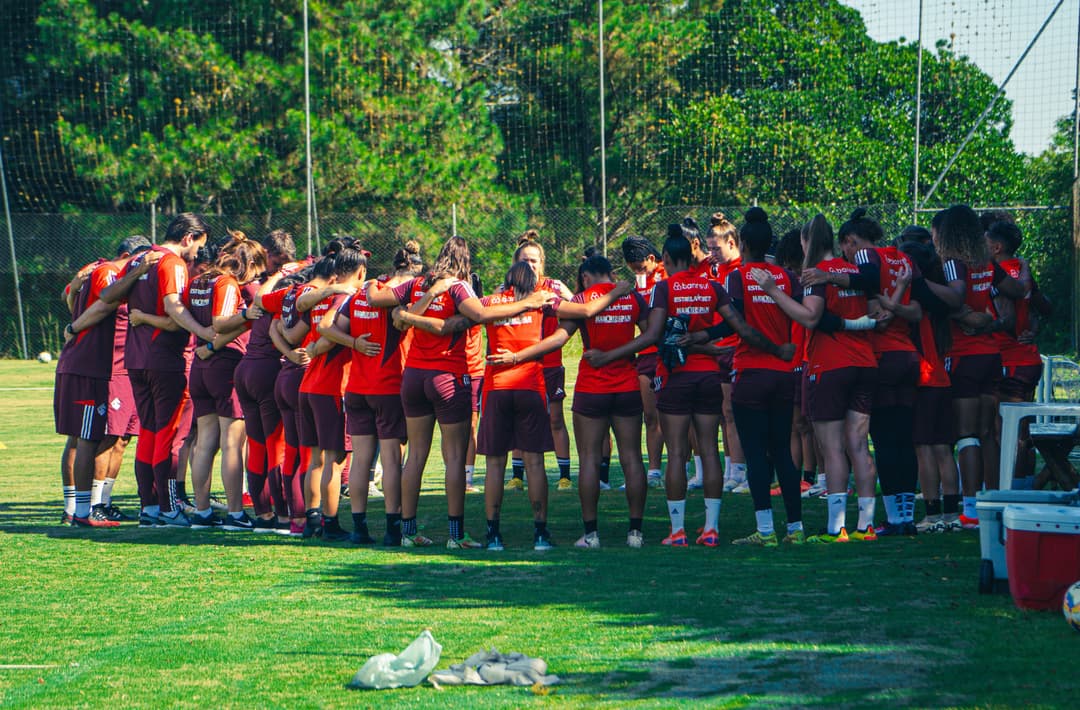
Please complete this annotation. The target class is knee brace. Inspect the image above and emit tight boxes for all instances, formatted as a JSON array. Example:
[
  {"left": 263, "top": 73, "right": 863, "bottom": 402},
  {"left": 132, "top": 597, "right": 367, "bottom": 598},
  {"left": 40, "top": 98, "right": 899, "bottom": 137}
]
[{"left": 956, "top": 436, "right": 981, "bottom": 452}]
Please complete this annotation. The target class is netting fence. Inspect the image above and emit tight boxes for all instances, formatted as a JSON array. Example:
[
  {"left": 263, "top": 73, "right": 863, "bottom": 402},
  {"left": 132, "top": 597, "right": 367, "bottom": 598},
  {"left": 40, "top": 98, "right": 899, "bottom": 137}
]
[{"left": 1, "top": 0, "right": 1078, "bottom": 357}]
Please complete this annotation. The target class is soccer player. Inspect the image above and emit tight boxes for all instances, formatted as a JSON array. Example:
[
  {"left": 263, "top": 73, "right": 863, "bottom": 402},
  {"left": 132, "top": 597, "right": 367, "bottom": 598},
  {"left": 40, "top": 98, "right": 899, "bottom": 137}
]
[
  {"left": 506, "top": 233, "right": 575, "bottom": 491},
  {"left": 584, "top": 229, "right": 794, "bottom": 547},
  {"left": 185, "top": 232, "right": 268, "bottom": 531},
  {"left": 368, "top": 235, "right": 554, "bottom": 549},
  {"left": 295, "top": 240, "right": 368, "bottom": 540},
  {"left": 751, "top": 215, "right": 879, "bottom": 543},
  {"left": 621, "top": 235, "right": 667, "bottom": 489},
  {"left": 99, "top": 213, "right": 214, "bottom": 527},
  {"left": 319, "top": 241, "right": 421, "bottom": 546}
]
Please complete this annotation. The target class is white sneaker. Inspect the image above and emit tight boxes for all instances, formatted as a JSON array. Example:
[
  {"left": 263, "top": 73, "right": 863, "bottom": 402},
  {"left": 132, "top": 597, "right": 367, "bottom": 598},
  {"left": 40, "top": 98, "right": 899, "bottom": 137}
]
[
  {"left": 626, "top": 530, "right": 645, "bottom": 548},
  {"left": 806, "top": 482, "right": 828, "bottom": 498},
  {"left": 647, "top": 472, "right": 663, "bottom": 488},
  {"left": 598, "top": 481, "right": 612, "bottom": 491},
  {"left": 722, "top": 477, "right": 738, "bottom": 493},
  {"left": 574, "top": 531, "right": 601, "bottom": 548},
  {"left": 731, "top": 481, "right": 750, "bottom": 494},
  {"left": 368, "top": 482, "right": 383, "bottom": 499},
  {"left": 687, "top": 475, "right": 704, "bottom": 491}
]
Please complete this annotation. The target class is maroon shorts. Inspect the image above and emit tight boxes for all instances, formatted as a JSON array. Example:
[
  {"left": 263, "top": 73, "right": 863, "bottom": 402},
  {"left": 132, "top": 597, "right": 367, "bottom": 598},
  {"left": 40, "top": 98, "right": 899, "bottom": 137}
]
[
  {"left": 345, "top": 392, "right": 408, "bottom": 441},
  {"left": 635, "top": 352, "right": 659, "bottom": 381},
  {"left": 998, "top": 363, "right": 1042, "bottom": 402},
  {"left": 298, "top": 392, "right": 346, "bottom": 451},
  {"left": 731, "top": 368, "right": 797, "bottom": 409},
  {"left": 129, "top": 368, "right": 188, "bottom": 433},
  {"left": 400, "top": 368, "right": 471, "bottom": 424},
  {"left": 572, "top": 390, "right": 643, "bottom": 419},
  {"left": 806, "top": 366, "right": 876, "bottom": 422},
  {"left": 476, "top": 389, "right": 554, "bottom": 455},
  {"left": 107, "top": 373, "right": 140, "bottom": 438},
  {"left": 273, "top": 365, "right": 305, "bottom": 447},
  {"left": 54, "top": 373, "right": 109, "bottom": 441},
  {"left": 190, "top": 357, "right": 243, "bottom": 419},
  {"left": 470, "top": 376, "right": 484, "bottom": 414},
  {"left": 873, "top": 350, "right": 919, "bottom": 409},
  {"left": 716, "top": 349, "right": 735, "bottom": 383},
  {"left": 655, "top": 371, "right": 725, "bottom": 415},
  {"left": 793, "top": 366, "right": 805, "bottom": 409},
  {"left": 912, "top": 386, "right": 956, "bottom": 446},
  {"left": 945, "top": 352, "right": 1002, "bottom": 400},
  {"left": 543, "top": 366, "right": 567, "bottom": 403},
  {"left": 235, "top": 357, "right": 283, "bottom": 444},
  {"left": 175, "top": 396, "right": 194, "bottom": 451}
]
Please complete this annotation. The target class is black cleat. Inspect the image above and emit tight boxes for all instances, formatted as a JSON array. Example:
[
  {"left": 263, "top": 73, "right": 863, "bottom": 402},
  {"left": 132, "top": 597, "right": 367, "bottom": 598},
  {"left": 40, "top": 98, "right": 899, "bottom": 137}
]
[
  {"left": 382, "top": 531, "right": 402, "bottom": 547},
  {"left": 349, "top": 525, "right": 376, "bottom": 545},
  {"left": 102, "top": 504, "right": 130, "bottom": 521},
  {"left": 190, "top": 511, "right": 222, "bottom": 529}
]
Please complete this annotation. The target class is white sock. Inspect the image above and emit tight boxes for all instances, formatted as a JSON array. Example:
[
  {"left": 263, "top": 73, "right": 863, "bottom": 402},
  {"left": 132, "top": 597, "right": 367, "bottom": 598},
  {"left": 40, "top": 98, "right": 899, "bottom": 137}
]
[
  {"left": 693, "top": 456, "right": 704, "bottom": 480},
  {"left": 464, "top": 465, "right": 474, "bottom": 485},
  {"left": 963, "top": 496, "right": 978, "bottom": 519},
  {"left": 816, "top": 473, "right": 826, "bottom": 487},
  {"left": 724, "top": 456, "right": 732, "bottom": 479},
  {"left": 74, "top": 491, "right": 91, "bottom": 518},
  {"left": 827, "top": 493, "right": 847, "bottom": 534},
  {"left": 901, "top": 492, "right": 916, "bottom": 523},
  {"left": 229, "top": 511, "right": 245, "bottom": 520},
  {"left": 857, "top": 496, "right": 876, "bottom": 531},
  {"left": 704, "top": 497, "right": 721, "bottom": 532},
  {"left": 731, "top": 462, "right": 747, "bottom": 483},
  {"left": 882, "top": 494, "right": 901, "bottom": 524},
  {"left": 197, "top": 508, "right": 212, "bottom": 517},
  {"left": 667, "top": 499, "right": 686, "bottom": 533},
  {"left": 754, "top": 508, "right": 774, "bottom": 536},
  {"left": 787, "top": 520, "right": 804, "bottom": 534},
  {"left": 101, "top": 478, "right": 115, "bottom": 506},
  {"left": 63, "top": 485, "right": 76, "bottom": 515},
  {"left": 90, "top": 480, "right": 104, "bottom": 507}
]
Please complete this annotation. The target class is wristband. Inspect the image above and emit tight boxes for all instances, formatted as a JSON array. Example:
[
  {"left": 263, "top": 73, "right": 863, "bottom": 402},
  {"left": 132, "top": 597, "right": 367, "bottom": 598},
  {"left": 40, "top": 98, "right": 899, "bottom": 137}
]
[
  {"left": 206, "top": 341, "right": 216, "bottom": 353},
  {"left": 65, "top": 323, "right": 76, "bottom": 336},
  {"left": 512, "top": 352, "right": 518, "bottom": 364},
  {"left": 241, "top": 307, "right": 250, "bottom": 321},
  {"left": 842, "top": 316, "right": 877, "bottom": 331}
]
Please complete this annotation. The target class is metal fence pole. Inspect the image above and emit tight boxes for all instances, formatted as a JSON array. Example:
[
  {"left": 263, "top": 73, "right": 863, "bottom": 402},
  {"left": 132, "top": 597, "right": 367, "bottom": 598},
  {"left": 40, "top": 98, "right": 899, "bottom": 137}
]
[
  {"left": 597, "top": 0, "right": 608, "bottom": 255},
  {"left": 912, "top": 0, "right": 923, "bottom": 222},
  {"left": 303, "top": 0, "right": 314, "bottom": 258},
  {"left": 0, "top": 138, "right": 28, "bottom": 359},
  {"left": 1073, "top": 0, "right": 1080, "bottom": 352}
]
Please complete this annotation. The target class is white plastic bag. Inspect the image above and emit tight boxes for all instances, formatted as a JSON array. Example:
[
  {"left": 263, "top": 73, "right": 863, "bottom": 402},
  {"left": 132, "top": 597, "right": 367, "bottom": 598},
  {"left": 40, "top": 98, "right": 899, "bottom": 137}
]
[{"left": 349, "top": 630, "right": 443, "bottom": 689}]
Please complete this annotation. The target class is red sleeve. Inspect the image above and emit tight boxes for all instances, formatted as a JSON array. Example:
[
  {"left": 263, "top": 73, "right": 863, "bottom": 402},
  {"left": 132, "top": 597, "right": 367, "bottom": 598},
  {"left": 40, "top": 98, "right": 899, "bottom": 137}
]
[
  {"left": 260, "top": 286, "right": 289, "bottom": 314},
  {"left": 86, "top": 265, "right": 116, "bottom": 307},
  {"left": 480, "top": 295, "right": 493, "bottom": 307},
  {"left": 213, "top": 278, "right": 242, "bottom": 318},
  {"left": 449, "top": 281, "right": 476, "bottom": 306},
  {"left": 390, "top": 278, "right": 417, "bottom": 306},
  {"left": 157, "top": 255, "right": 187, "bottom": 299}
]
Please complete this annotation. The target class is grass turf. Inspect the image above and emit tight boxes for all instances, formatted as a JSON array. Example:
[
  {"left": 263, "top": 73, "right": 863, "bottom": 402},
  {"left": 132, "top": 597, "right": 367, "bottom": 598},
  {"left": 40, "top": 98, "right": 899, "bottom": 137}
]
[{"left": 1, "top": 357, "right": 1079, "bottom": 708}]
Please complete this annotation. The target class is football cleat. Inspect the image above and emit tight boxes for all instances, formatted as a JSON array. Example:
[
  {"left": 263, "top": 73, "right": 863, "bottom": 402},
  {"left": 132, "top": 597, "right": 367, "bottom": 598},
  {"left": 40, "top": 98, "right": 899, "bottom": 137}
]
[
  {"left": 557, "top": 477, "right": 573, "bottom": 491},
  {"left": 222, "top": 512, "right": 255, "bottom": 532},
  {"left": 916, "top": 515, "right": 945, "bottom": 533},
  {"left": 446, "top": 534, "right": 483, "bottom": 550},
  {"left": 251, "top": 517, "right": 277, "bottom": 534},
  {"left": 157, "top": 509, "right": 191, "bottom": 528},
  {"left": 807, "top": 528, "right": 849, "bottom": 544},
  {"left": 805, "top": 483, "right": 828, "bottom": 498},
  {"left": 688, "top": 475, "right": 704, "bottom": 491},
  {"left": 485, "top": 534, "right": 505, "bottom": 552},
  {"left": 721, "top": 477, "right": 737, "bottom": 493},
  {"left": 102, "top": 504, "right": 130, "bottom": 521},
  {"left": 349, "top": 526, "right": 376, "bottom": 545},
  {"left": 732, "top": 530, "right": 778, "bottom": 547},
  {"left": 850, "top": 526, "right": 878, "bottom": 542},
  {"left": 782, "top": 529, "right": 806, "bottom": 545},
  {"left": 505, "top": 477, "right": 525, "bottom": 491},
  {"left": 189, "top": 511, "right": 222, "bottom": 529},
  {"left": 60, "top": 511, "right": 74, "bottom": 526},
  {"left": 626, "top": 530, "right": 645, "bottom": 548},
  {"left": 661, "top": 529, "right": 689, "bottom": 547},
  {"left": 598, "top": 480, "right": 612, "bottom": 491},
  {"left": 72, "top": 510, "right": 121, "bottom": 528},
  {"left": 574, "top": 531, "right": 601, "bottom": 549},
  {"left": 696, "top": 528, "right": 721, "bottom": 547},
  {"left": 401, "top": 532, "right": 434, "bottom": 547},
  {"left": 958, "top": 514, "right": 979, "bottom": 530},
  {"left": 731, "top": 481, "right": 750, "bottom": 494},
  {"left": 533, "top": 532, "right": 555, "bottom": 551},
  {"left": 942, "top": 513, "right": 963, "bottom": 532},
  {"left": 876, "top": 521, "right": 917, "bottom": 537}
]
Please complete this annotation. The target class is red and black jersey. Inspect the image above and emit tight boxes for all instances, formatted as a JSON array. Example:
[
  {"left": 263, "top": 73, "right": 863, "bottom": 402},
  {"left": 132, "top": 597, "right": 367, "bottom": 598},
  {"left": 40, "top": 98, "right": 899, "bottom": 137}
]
[
  {"left": 635, "top": 264, "right": 667, "bottom": 357},
  {"left": 245, "top": 281, "right": 287, "bottom": 362},
  {"left": 804, "top": 258, "right": 877, "bottom": 374},
  {"left": 650, "top": 269, "right": 729, "bottom": 378},
  {"left": 572, "top": 283, "right": 648, "bottom": 394},
  {"left": 538, "top": 277, "right": 567, "bottom": 370},
  {"left": 185, "top": 274, "right": 248, "bottom": 358},
  {"left": 299, "top": 292, "right": 351, "bottom": 396},
  {"left": 390, "top": 277, "right": 477, "bottom": 375},
  {"left": 342, "top": 278, "right": 405, "bottom": 396},
  {"left": 993, "top": 257, "right": 1041, "bottom": 367},
  {"left": 57, "top": 260, "right": 118, "bottom": 380},
  {"left": 712, "top": 257, "right": 743, "bottom": 351},
  {"left": 481, "top": 289, "right": 548, "bottom": 393},
  {"left": 854, "top": 246, "right": 917, "bottom": 354},
  {"left": 728, "top": 263, "right": 795, "bottom": 373},
  {"left": 121, "top": 245, "right": 191, "bottom": 372},
  {"left": 943, "top": 259, "right": 1002, "bottom": 358}
]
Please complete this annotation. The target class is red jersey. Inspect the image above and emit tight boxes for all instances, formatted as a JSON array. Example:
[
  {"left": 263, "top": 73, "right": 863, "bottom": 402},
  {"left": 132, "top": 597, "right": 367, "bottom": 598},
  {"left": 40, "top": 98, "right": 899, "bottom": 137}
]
[
  {"left": 635, "top": 265, "right": 667, "bottom": 356},
  {"left": 57, "top": 260, "right": 118, "bottom": 380},
  {"left": 391, "top": 277, "right": 476, "bottom": 375},
  {"left": 854, "top": 246, "right": 917, "bottom": 354},
  {"left": 943, "top": 259, "right": 1000, "bottom": 358},
  {"left": 539, "top": 277, "right": 568, "bottom": 369},
  {"left": 993, "top": 257, "right": 1041, "bottom": 367},
  {"left": 804, "top": 258, "right": 877, "bottom": 374},
  {"left": 121, "top": 245, "right": 190, "bottom": 372},
  {"left": 915, "top": 317, "right": 950, "bottom": 389},
  {"left": 691, "top": 257, "right": 719, "bottom": 280},
  {"left": 650, "top": 270, "right": 728, "bottom": 378},
  {"left": 465, "top": 327, "right": 485, "bottom": 378},
  {"left": 342, "top": 279, "right": 405, "bottom": 396},
  {"left": 727, "top": 264, "right": 795, "bottom": 373},
  {"left": 571, "top": 283, "right": 647, "bottom": 394},
  {"left": 712, "top": 257, "right": 742, "bottom": 350},
  {"left": 185, "top": 274, "right": 248, "bottom": 358},
  {"left": 792, "top": 322, "right": 808, "bottom": 369},
  {"left": 299, "top": 293, "right": 351, "bottom": 396},
  {"left": 481, "top": 289, "right": 547, "bottom": 393}
]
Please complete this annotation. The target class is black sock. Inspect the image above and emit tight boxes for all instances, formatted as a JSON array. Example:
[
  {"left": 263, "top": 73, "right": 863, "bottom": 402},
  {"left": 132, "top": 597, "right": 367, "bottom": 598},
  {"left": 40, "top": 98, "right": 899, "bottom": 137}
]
[
  {"left": 511, "top": 458, "right": 524, "bottom": 479},
  {"left": 584, "top": 519, "right": 598, "bottom": 534},
  {"left": 174, "top": 480, "right": 187, "bottom": 499},
  {"left": 402, "top": 516, "right": 417, "bottom": 536},
  {"left": 557, "top": 457, "right": 571, "bottom": 480},
  {"left": 943, "top": 494, "right": 961, "bottom": 515},
  {"left": 925, "top": 499, "right": 942, "bottom": 516},
  {"left": 803, "top": 470, "right": 815, "bottom": 484},
  {"left": 448, "top": 515, "right": 464, "bottom": 540},
  {"left": 305, "top": 508, "right": 321, "bottom": 522},
  {"left": 534, "top": 520, "right": 548, "bottom": 538},
  {"left": 352, "top": 512, "right": 368, "bottom": 530},
  {"left": 323, "top": 514, "right": 340, "bottom": 531},
  {"left": 599, "top": 457, "right": 611, "bottom": 484},
  {"left": 486, "top": 518, "right": 500, "bottom": 538},
  {"left": 629, "top": 517, "right": 643, "bottom": 532},
  {"left": 386, "top": 513, "right": 402, "bottom": 535}
]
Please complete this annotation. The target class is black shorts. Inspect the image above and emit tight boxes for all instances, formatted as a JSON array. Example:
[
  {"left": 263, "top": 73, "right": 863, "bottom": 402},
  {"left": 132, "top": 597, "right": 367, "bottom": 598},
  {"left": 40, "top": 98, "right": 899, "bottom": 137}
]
[
  {"left": 945, "top": 353, "right": 1002, "bottom": 400},
  {"left": 635, "top": 352, "right": 659, "bottom": 380},
  {"left": 873, "top": 350, "right": 919, "bottom": 409},
  {"left": 54, "top": 373, "right": 109, "bottom": 441},
  {"left": 655, "top": 371, "right": 725, "bottom": 415},
  {"left": 998, "top": 364, "right": 1041, "bottom": 402},
  {"left": 731, "top": 369, "right": 797, "bottom": 410},
  {"left": 912, "top": 386, "right": 955, "bottom": 446},
  {"left": 806, "top": 366, "right": 876, "bottom": 422}
]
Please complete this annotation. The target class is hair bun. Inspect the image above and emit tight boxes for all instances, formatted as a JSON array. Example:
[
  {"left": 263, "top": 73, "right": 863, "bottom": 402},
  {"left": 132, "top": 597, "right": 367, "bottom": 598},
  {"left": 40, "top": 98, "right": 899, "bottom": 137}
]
[
  {"left": 710, "top": 212, "right": 728, "bottom": 227},
  {"left": 681, "top": 216, "right": 699, "bottom": 230},
  {"left": 850, "top": 207, "right": 868, "bottom": 221},
  {"left": 744, "top": 207, "right": 768, "bottom": 224},
  {"left": 404, "top": 239, "right": 420, "bottom": 255},
  {"left": 518, "top": 229, "right": 540, "bottom": 246}
]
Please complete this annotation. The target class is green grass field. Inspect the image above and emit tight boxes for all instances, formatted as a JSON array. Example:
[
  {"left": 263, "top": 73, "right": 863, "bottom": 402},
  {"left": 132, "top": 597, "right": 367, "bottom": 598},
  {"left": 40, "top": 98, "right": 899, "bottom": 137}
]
[{"left": 1, "top": 357, "right": 1078, "bottom": 708}]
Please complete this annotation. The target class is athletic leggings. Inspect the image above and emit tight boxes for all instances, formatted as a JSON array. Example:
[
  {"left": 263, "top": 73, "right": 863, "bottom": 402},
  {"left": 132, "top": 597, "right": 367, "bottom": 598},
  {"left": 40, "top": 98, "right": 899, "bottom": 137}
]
[
  {"left": 870, "top": 405, "right": 917, "bottom": 496},
  {"left": 732, "top": 400, "right": 802, "bottom": 525}
]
